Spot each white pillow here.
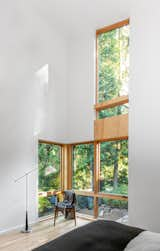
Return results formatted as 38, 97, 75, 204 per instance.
124, 231, 160, 251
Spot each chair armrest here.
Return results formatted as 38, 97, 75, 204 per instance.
54, 190, 65, 204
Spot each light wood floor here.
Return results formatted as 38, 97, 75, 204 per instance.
0, 216, 90, 251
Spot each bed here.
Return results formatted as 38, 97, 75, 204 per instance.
33, 220, 144, 251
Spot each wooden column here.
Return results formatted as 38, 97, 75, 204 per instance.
67, 144, 72, 190
94, 142, 100, 218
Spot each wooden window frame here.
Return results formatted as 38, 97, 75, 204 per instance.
37, 139, 128, 219
69, 140, 128, 219
92, 19, 129, 218
95, 19, 129, 112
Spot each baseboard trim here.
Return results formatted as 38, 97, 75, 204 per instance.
0, 219, 38, 235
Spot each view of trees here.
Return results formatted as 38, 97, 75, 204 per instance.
38, 143, 61, 216
72, 144, 94, 191
97, 24, 129, 103
72, 140, 128, 196
76, 195, 94, 216
100, 140, 128, 195
97, 24, 129, 195
99, 104, 128, 119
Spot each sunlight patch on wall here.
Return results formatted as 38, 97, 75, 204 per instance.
34, 64, 49, 136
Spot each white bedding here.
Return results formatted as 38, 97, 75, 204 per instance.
124, 231, 160, 251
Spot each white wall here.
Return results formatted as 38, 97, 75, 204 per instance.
0, 1, 68, 232
67, 33, 95, 142
1, 0, 160, 233
129, 0, 160, 232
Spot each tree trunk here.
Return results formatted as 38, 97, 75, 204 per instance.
113, 106, 121, 190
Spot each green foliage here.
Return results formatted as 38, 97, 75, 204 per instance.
96, 26, 129, 196
99, 104, 128, 119
38, 197, 52, 213
98, 26, 129, 203
38, 143, 61, 216
77, 196, 94, 210
72, 144, 94, 190
100, 140, 128, 195
72, 140, 128, 196
38, 143, 61, 192
99, 198, 128, 209
98, 25, 129, 103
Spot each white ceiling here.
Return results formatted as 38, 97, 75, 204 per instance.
34, 0, 130, 36
0, 0, 130, 84
1, 0, 130, 37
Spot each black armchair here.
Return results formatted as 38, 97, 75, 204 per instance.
54, 190, 76, 226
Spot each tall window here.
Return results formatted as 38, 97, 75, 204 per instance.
71, 20, 129, 222
38, 141, 61, 217
95, 19, 129, 222
97, 21, 129, 103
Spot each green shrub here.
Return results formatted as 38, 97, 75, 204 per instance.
38, 197, 52, 213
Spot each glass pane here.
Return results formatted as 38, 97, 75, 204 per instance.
38, 194, 56, 217
72, 144, 94, 191
38, 143, 61, 217
98, 197, 128, 223
76, 195, 94, 216
97, 25, 129, 103
100, 140, 128, 195
98, 104, 128, 119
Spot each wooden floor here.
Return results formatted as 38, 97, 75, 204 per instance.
0, 216, 90, 251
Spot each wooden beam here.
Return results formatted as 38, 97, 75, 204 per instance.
69, 140, 94, 146
61, 145, 69, 190
96, 19, 129, 35
93, 142, 100, 218
96, 193, 128, 201
60, 146, 64, 190
75, 190, 94, 196
94, 114, 128, 141
38, 139, 64, 146
94, 197, 99, 218
94, 142, 100, 194
74, 191, 128, 201
94, 95, 128, 111
95, 26, 99, 105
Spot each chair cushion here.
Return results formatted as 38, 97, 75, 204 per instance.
57, 201, 74, 209
50, 196, 56, 204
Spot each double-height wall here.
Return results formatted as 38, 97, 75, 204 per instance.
38, 20, 129, 223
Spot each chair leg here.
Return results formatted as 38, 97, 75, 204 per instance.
65, 209, 68, 219
74, 208, 76, 226
54, 208, 57, 227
